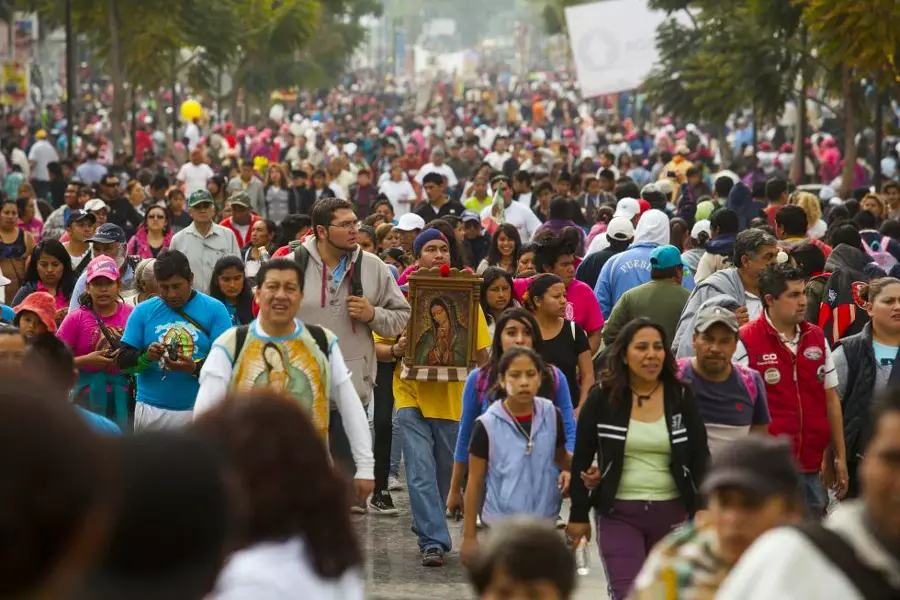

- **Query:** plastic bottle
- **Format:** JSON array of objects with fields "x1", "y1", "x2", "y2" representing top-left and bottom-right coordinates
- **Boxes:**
[{"x1": 575, "y1": 539, "x2": 590, "y2": 576}]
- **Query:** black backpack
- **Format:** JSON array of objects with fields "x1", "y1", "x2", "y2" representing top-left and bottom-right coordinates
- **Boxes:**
[
  {"x1": 293, "y1": 245, "x2": 365, "y2": 298},
  {"x1": 232, "y1": 323, "x2": 330, "y2": 361}
]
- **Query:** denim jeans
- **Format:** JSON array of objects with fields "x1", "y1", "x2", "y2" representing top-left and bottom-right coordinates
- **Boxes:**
[
  {"x1": 397, "y1": 407, "x2": 458, "y2": 553},
  {"x1": 390, "y1": 405, "x2": 402, "y2": 479},
  {"x1": 801, "y1": 473, "x2": 827, "y2": 519}
]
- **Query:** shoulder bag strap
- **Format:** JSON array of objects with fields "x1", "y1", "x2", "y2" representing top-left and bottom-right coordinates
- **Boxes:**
[
  {"x1": 90, "y1": 307, "x2": 121, "y2": 350},
  {"x1": 305, "y1": 324, "x2": 331, "y2": 357},
  {"x1": 171, "y1": 305, "x2": 210, "y2": 338}
]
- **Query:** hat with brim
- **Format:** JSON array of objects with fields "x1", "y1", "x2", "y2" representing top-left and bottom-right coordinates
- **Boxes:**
[
  {"x1": 228, "y1": 192, "x2": 251, "y2": 208},
  {"x1": 701, "y1": 437, "x2": 801, "y2": 501},
  {"x1": 695, "y1": 305, "x2": 740, "y2": 333},
  {"x1": 13, "y1": 292, "x2": 58, "y2": 332},
  {"x1": 87, "y1": 223, "x2": 127, "y2": 245},
  {"x1": 396, "y1": 213, "x2": 426, "y2": 232},
  {"x1": 188, "y1": 189, "x2": 215, "y2": 208},
  {"x1": 67, "y1": 209, "x2": 97, "y2": 227}
]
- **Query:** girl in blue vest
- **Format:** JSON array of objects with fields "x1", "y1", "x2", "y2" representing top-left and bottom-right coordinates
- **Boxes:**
[
  {"x1": 447, "y1": 308, "x2": 576, "y2": 517},
  {"x1": 460, "y1": 347, "x2": 572, "y2": 565}
]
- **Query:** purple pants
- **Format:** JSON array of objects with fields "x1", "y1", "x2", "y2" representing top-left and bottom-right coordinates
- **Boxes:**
[{"x1": 596, "y1": 499, "x2": 686, "y2": 600}]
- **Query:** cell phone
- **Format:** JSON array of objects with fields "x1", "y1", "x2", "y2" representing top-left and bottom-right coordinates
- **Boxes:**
[
  {"x1": 666, "y1": 170, "x2": 677, "y2": 178},
  {"x1": 165, "y1": 339, "x2": 180, "y2": 361}
]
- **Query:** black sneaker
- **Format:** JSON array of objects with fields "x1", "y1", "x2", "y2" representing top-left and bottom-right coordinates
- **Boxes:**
[
  {"x1": 368, "y1": 491, "x2": 399, "y2": 516},
  {"x1": 422, "y1": 547, "x2": 445, "y2": 567}
]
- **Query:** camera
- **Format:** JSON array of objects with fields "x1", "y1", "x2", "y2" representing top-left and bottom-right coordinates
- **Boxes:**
[{"x1": 165, "y1": 339, "x2": 181, "y2": 361}]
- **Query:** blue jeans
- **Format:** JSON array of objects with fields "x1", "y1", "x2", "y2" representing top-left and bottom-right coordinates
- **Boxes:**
[
  {"x1": 397, "y1": 407, "x2": 458, "y2": 553},
  {"x1": 390, "y1": 405, "x2": 402, "y2": 479},
  {"x1": 801, "y1": 473, "x2": 827, "y2": 519}
]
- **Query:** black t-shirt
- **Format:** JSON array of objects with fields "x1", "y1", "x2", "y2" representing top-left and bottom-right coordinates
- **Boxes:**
[
  {"x1": 414, "y1": 199, "x2": 466, "y2": 223},
  {"x1": 539, "y1": 320, "x2": 590, "y2": 407},
  {"x1": 469, "y1": 406, "x2": 565, "y2": 460}
]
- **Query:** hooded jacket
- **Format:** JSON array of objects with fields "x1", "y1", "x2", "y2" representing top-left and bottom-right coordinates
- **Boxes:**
[
  {"x1": 594, "y1": 209, "x2": 671, "y2": 318},
  {"x1": 725, "y1": 182, "x2": 765, "y2": 230},
  {"x1": 672, "y1": 268, "x2": 746, "y2": 358},
  {"x1": 694, "y1": 233, "x2": 736, "y2": 283}
]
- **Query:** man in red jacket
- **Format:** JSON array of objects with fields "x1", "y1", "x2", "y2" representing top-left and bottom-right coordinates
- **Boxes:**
[{"x1": 733, "y1": 263, "x2": 847, "y2": 518}]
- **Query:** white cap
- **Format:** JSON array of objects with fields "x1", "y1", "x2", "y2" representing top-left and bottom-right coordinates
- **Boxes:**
[
  {"x1": 691, "y1": 219, "x2": 711, "y2": 240},
  {"x1": 606, "y1": 216, "x2": 635, "y2": 241},
  {"x1": 613, "y1": 197, "x2": 640, "y2": 219},
  {"x1": 84, "y1": 198, "x2": 109, "y2": 212},
  {"x1": 396, "y1": 213, "x2": 426, "y2": 232},
  {"x1": 819, "y1": 186, "x2": 836, "y2": 202},
  {"x1": 657, "y1": 179, "x2": 675, "y2": 196},
  {"x1": 0, "y1": 273, "x2": 9, "y2": 286}
]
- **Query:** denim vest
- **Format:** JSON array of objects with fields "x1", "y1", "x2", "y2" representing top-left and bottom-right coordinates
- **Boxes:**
[{"x1": 480, "y1": 397, "x2": 560, "y2": 525}]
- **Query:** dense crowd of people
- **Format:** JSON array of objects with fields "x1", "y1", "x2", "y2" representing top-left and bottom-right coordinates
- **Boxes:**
[{"x1": 2, "y1": 81, "x2": 900, "y2": 599}]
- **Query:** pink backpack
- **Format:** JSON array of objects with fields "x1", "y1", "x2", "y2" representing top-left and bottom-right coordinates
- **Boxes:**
[{"x1": 864, "y1": 235, "x2": 898, "y2": 270}]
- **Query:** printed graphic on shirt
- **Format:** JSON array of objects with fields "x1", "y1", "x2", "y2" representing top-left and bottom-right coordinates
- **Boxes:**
[
  {"x1": 94, "y1": 326, "x2": 124, "y2": 354},
  {"x1": 155, "y1": 322, "x2": 197, "y2": 358},
  {"x1": 231, "y1": 336, "x2": 329, "y2": 439},
  {"x1": 565, "y1": 301, "x2": 574, "y2": 321}
]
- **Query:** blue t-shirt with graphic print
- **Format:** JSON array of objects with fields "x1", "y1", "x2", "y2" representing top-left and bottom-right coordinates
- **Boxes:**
[{"x1": 121, "y1": 292, "x2": 232, "y2": 410}]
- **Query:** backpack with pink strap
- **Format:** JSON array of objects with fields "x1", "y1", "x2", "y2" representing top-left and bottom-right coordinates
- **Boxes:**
[{"x1": 677, "y1": 357, "x2": 758, "y2": 400}]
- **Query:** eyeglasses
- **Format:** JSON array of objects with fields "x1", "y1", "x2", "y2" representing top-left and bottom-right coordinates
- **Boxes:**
[
  {"x1": 104, "y1": 180, "x2": 120, "y2": 187},
  {"x1": 330, "y1": 219, "x2": 359, "y2": 230},
  {"x1": 147, "y1": 214, "x2": 166, "y2": 220}
]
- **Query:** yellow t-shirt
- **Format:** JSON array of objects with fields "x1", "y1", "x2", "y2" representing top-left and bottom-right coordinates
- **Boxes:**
[
  {"x1": 465, "y1": 196, "x2": 492, "y2": 214},
  {"x1": 376, "y1": 307, "x2": 491, "y2": 422}
]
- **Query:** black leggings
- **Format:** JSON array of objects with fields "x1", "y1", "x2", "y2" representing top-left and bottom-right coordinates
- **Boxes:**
[{"x1": 373, "y1": 360, "x2": 397, "y2": 493}]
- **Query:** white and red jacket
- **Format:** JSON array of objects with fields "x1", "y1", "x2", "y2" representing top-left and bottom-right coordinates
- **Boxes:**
[{"x1": 739, "y1": 315, "x2": 831, "y2": 473}]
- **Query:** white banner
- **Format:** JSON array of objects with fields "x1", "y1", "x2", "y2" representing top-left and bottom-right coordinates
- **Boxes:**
[{"x1": 565, "y1": 0, "x2": 667, "y2": 98}]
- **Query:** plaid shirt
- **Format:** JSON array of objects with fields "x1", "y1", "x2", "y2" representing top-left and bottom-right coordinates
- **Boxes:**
[{"x1": 630, "y1": 523, "x2": 733, "y2": 600}]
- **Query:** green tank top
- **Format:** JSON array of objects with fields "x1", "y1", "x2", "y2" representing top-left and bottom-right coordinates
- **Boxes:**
[{"x1": 616, "y1": 417, "x2": 679, "y2": 501}]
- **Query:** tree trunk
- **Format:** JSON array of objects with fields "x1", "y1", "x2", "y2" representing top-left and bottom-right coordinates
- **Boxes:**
[
  {"x1": 717, "y1": 123, "x2": 731, "y2": 167},
  {"x1": 839, "y1": 71, "x2": 857, "y2": 200},
  {"x1": 790, "y1": 27, "x2": 807, "y2": 185},
  {"x1": 106, "y1": 0, "x2": 125, "y2": 153}
]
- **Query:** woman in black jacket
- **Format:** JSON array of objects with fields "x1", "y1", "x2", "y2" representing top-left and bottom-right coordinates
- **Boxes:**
[{"x1": 567, "y1": 318, "x2": 709, "y2": 600}]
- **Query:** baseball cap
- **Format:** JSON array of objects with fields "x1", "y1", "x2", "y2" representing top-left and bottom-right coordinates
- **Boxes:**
[
  {"x1": 228, "y1": 192, "x2": 251, "y2": 208},
  {"x1": 84, "y1": 198, "x2": 110, "y2": 213},
  {"x1": 461, "y1": 210, "x2": 480, "y2": 224},
  {"x1": 695, "y1": 304, "x2": 740, "y2": 333},
  {"x1": 188, "y1": 189, "x2": 215, "y2": 208},
  {"x1": 650, "y1": 245, "x2": 683, "y2": 270},
  {"x1": 88, "y1": 223, "x2": 127, "y2": 245},
  {"x1": 606, "y1": 216, "x2": 635, "y2": 242},
  {"x1": 613, "y1": 197, "x2": 640, "y2": 219},
  {"x1": 396, "y1": 213, "x2": 426, "y2": 232},
  {"x1": 701, "y1": 436, "x2": 801, "y2": 501},
  {"x1": 691, "y1": 219, "x2": 711, "y2": 240},
  {"x1": 86, "y1": 255, "x2": 120, "y2": 283},
  {"x1": 35, "y1": 129, "x2": 47, "y2": 139},
  {"x1": 67, "y1": 209, "x2": 97, "y2": 226}
]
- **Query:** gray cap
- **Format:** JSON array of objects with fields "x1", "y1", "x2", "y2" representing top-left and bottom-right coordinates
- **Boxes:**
[
  {"x1": 701, "y1": 436, "x2": 801, "y2": 501},
  {"x1": 695, "y1": 305, "x2": 740, "y2": 333}
]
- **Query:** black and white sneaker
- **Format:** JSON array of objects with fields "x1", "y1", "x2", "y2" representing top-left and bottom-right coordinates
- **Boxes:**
[
  {"x1": 368, "y1": 491, "x2": 399, "y2": 516},
  {"x1": 421, "y1": 547, "x2": 445, "y2": 567}
]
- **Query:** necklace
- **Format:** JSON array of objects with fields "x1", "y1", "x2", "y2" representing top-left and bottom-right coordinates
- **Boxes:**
[
  {"x1": 503, "y1": 399, "x2": 535, "y2": 455},
  {"x1": 632, "y1": 381, "x2": 662, "y2": 407}
]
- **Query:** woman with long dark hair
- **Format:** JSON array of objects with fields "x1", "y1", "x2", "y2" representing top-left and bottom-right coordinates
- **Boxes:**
[
  {"x1": 57, "y1": 255, "x2": 133, "y2": 429},
  {"x1": 209, "y1": 256, "x2": 254, "y2": 326},
  {"x1": 193, "y1": 392, "x2": 363, "y2": 598},
  {"x1": 480, "y1": 267, "x2": 516, "y2": 337},
  {"x1": 447, "y1": 308, "x2": 575, "y2": 517},
  {"x1": 477, "y1": 223, "x2": 521, "y2": 275},
  {"x1": 12, "y1": 239, "x2": 75, "y2": 322},
  {"x1": 413, "y1": 296, "x2": 470, "y2": 367},
  {"x1": 567, "y1": 318, "x2": 709, "y2": 600},
  {"x1": 126, "y1": 204, "x2": 173, "y2": 259},
  {"x1": 0, "y1": 196, "x2": 34, "y2": 300}
]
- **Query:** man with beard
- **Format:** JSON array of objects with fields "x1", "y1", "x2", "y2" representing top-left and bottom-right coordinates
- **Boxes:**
[{"x1": 677, "y1": 305, "x2": 770, "y2": 458}]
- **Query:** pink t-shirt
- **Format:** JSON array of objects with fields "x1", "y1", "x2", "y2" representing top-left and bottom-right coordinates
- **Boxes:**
[
  {"x1": 513, "y1": 277, "x2": 604, "y2": 335},
  {"x1": 57, "y1": 303, "x2": 133, "y2": 374}
]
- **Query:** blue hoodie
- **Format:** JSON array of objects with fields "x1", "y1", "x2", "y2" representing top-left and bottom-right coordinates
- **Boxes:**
[
  {"x1": 594, "y1": 209, "x2": 671, "y2": 318},
  {"x1": 725, "y1": 182, "x2": 765, "y2": 230}
]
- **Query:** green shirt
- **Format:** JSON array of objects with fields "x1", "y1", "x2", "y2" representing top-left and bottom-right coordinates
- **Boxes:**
[
  {"x1": 602, "y1": 280, "x2": 690, "y2": 347},
  {"x1": 465, "y1": 196, "x2": 492, "y2": 213},
  {"x1": 617, "y1": 417, "x2": 679, "y2": 501}
]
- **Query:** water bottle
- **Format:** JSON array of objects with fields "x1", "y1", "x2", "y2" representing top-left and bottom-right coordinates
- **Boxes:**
[
  {"x1": 575, "y1": 539, "x2": 590, "y2": 576},
  {"x1": 259, "y1": 247, "x2": 270, "y2": 263}
]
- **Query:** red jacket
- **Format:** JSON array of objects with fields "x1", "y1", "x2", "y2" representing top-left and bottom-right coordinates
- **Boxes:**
[
  {"x1": 739, "y1": 315, "x2": 831, "y2": 472},
  {"x1": 220, "y1": 215, "x2": 259, "y2": 248}
]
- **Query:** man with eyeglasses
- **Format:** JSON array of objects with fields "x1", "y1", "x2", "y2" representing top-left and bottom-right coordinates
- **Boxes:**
[
  {"x1": 98, "y1": 173, "x2": 142, "y2": 240},
  {"x1": 294, "y1": 198, "x2": 410, "y2": 512},
  {"x1": 415, "y1": 172, "x2": 465, "y2": 223},
  {"x1": 170, "y1": 190, "x2": 241, "y2": 294}
]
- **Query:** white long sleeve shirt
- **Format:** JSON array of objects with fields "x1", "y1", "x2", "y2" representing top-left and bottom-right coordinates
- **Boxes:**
[{"x1": 195, "y1": 320, "x2": 374, "y2": 480}]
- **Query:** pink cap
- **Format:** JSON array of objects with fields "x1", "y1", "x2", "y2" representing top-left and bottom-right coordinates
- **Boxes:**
[
  {"x1": 86, "y1": 255, "x2": 120, "y2": 283},
  {"x1": 247, "y1": 126, "x2": 258, "y2": 135}
]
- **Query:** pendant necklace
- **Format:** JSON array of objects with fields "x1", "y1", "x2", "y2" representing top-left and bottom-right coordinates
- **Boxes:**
[
  {"x1": 503, "y1": 399, "x2": 535, "y2": 455},
  {"x1": 633, "y1": 381, "x2": 662, "y2": 407}
]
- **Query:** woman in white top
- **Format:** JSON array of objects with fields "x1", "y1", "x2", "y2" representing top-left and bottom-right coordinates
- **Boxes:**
[
  {"x1": 194, "y1": 392, "x2": 364, "y2": 600},
  {"x1": 378, "y1": 164, "x2": 416, "y2": 217}
]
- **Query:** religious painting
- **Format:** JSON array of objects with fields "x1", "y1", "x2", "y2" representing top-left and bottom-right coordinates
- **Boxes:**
[{"x1": 401, "y1": 267, "x2": 482, "y2": 382}]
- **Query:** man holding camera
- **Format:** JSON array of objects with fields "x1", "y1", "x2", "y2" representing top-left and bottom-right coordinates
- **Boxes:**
[{"x1": 117, "y1": 249, "x2": 232, "y2": 430}]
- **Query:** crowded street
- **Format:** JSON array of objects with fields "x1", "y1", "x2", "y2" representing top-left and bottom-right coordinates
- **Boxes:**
[{"x1": 2, "y1": 1, "x2": 900, "y2": 599}]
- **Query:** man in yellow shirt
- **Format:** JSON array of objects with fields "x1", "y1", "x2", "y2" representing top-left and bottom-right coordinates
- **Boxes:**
[
  {"x1": 464, "y1": 176, "x2": 493, "y2": 214},
  {"x1": 384, "y1": 228, "x2": 490, "y2": 568}
]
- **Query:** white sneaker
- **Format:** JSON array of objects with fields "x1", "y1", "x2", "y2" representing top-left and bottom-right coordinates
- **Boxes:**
[
  {"x1": 476, "y1": 514, "x2": 484, "y2": 529},
  {"x1": 350, "y1": 501, "x2": 367, "y2": 515},
  {"x1": 388, "y1": 476, "x2": 403, "y2": 491}
]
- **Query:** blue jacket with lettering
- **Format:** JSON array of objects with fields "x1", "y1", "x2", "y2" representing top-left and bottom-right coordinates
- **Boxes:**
[{"x1": 594, "y1": 242, "x2": 658, "y2": 318}]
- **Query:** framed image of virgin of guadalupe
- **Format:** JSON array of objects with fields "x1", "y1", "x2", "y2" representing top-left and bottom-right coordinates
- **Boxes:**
[{"x1": 401, "y1": 266, "x2": 482, "y2": 382}]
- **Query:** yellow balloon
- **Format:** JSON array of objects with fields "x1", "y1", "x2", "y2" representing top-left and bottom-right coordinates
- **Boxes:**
[{"x1": 180, "y1": 99, "x2": 204, "y2": 121}]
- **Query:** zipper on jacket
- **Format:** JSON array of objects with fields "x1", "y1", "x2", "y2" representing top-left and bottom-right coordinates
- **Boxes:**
[
  {"x1": 600, "y1": 461, "x2": 612, "y2": 480},
  {"x1": 773, "y1": 324, "x2": 806, "y2": 462},
  {"x1": 682, "y1": 465, "x2": 699, "y2": 495}
]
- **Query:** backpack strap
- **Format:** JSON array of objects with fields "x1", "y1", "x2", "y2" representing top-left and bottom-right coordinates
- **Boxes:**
[
  {"x1": 233, "y1": 324, "x2": 250, "y2": 360},
  {"x1": 294, "y1": 244, "x2": 310, "y2": 275},
  {"x1": 305, "y1": 323, "x2": 331, "y2": 357},
  {"x1": 732, "y1": 363, "x2": 758, "y2": 401},
  {"x1": 350, "y1": 247, "x2": 364, "y2": 298},
  {"x1": 794, "y1": 522, "x2": 898, "y2": 599}
]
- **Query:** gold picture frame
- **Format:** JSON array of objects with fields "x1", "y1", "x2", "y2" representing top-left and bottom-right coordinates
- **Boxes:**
[{"x1": 401, "y1": 267, "x2": 482, "y2": 382}]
